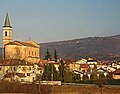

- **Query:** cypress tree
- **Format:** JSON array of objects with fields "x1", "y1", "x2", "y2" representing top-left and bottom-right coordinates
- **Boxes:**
[
  {"x1": 54, "y1": 49, "x2": 58, "y2": 61},
  {"x1": 44, "y1": 48, "x2": 52, "y2": 60}
]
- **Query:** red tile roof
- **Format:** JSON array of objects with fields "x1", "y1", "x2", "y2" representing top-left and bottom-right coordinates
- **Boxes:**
[
  {"x1": 16, "y1": 73, "x2": 26, "y2": 77},
  {"x1": 4, "y1": 73, "x2": 14, "y2": 78},
  {"x1": 80, "y1": 64, "x2": 89, "y2": 68},
  {"x1": 113, "y1": 68, "x2": 120, "y2": 75},
  {"x1": 64, "y1": 59, "x2": 76, "y2": 65},
  {"x1": 15, "y1": 41, "x2": 38, "y2": 48}
]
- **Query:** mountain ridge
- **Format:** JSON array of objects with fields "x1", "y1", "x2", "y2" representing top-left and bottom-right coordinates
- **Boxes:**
[{"x1": 40, "y1": 34, "x2": 120, "y2": 61}]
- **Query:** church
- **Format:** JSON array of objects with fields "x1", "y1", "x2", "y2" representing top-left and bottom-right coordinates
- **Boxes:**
[{"x1": 2, "y1": 13, "x2": 40, "y2": 63}]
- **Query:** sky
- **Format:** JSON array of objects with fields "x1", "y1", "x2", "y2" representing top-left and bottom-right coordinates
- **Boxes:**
[{"x1": 0, "y1": 0, "x2": 120, "y2": 46}]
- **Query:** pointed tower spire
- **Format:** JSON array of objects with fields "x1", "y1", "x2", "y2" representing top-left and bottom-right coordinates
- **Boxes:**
[{"x1": 3, "y1": 13, "x2": 12, "y2": 28}]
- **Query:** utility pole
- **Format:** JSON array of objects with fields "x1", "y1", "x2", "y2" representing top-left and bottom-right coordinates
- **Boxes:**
[{"x1": 51, "y1": 64, "x2": 53, "y2": 81}]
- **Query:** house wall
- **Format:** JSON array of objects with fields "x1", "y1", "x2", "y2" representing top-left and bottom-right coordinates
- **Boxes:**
[
  {"x1": 69, "y1": 63, "x2": 80, "y2": 71},
  {"x1": 113, "y1": 74, "x2": 120, "y2": 79},
  {"x1": 0, "y1": 64, "x2": 43, "y2": 82}
]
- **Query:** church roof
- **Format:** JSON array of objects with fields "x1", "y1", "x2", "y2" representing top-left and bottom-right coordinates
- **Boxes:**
[
  {"x1": 15, "y1": 41, "x2": 38, "y2": 48},
  {"x1": 5, "y1": 41, "x2": 39, "y2": 48},
  {"x1": 5, "y1": 42, "x2": 21, "y2": 46},
  {"x1": 3, "y1": 13, "x2": 12, "y2": 28}
]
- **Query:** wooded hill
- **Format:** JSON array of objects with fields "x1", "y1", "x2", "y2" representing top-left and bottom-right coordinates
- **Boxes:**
[{"x1": 40, "y1": 34, "x2": 120, "y2": 61}]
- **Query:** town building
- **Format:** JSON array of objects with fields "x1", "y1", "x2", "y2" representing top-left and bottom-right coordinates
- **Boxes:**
[
  {"x1": 0, "y1": 63, "x2": 43, "y2": 82},
  {"x1": 113, "y1": 68, "x2": 120, "y2": 79}
]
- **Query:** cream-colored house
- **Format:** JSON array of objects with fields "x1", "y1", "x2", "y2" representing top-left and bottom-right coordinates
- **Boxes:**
[
  {"x1": 2, "y1": 13, "x2": 40, "y2": 63},
  {"x1": 113, "y1": 68, "x2": 120, "y2": 79},
  {"x1": 69, "y1": 62, "x2": 80, "y2": 72},
  {"x1": 0, "y1": 63, "x2": 44, "y2": 82}
]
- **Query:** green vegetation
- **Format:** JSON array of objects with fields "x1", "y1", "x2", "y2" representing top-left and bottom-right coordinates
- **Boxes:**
[
  {"x1": 54, "y1": 49, "x2": 58, "y2": 61},
  {"x1": 58, "y1": 60, "x2": 66, "y2": 82},
  {"x1": 44, "y1": 48, "x2": 52, "y2": 60},
  {"x1": 42, "y1": 63, "x2": 59, "y2": 81}
]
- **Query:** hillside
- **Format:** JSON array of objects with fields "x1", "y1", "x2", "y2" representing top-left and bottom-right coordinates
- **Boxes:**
[{"x1": 40, "y1": 35, "x2": 120, "y2": 61}]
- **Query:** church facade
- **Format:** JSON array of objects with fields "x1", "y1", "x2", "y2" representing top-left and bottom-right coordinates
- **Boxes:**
[{"x1": 2, "y1": 13, "x2": 40, "y2": 63}]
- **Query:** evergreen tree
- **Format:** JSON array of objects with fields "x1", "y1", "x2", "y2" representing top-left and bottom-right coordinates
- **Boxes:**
[
  {"x1": 58, "y1": 60, "x2": 66, "y2": 82},
  {"x1": 54, "y1": 49, "x2": 58, "y2": 62},
  {"x1": 44, "y1": 48, "x2": 52, "y2": 60},
  {"x1": 42, "y1": 63, "x2": 59, "y2": 81},
  {"x1": 42, "y1": 64, "x2": 51, "y2": 80},
  {"x1": 53, "y1": 64, "x2": 59, "y2": 81}
]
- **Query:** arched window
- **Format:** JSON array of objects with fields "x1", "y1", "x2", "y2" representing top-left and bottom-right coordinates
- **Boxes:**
[{"x1": 5, "y1": 31, "x2": 7, "y2": 36}]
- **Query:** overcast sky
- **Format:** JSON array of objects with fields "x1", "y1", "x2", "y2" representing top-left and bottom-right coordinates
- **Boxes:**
[{"x1": 0, "y1": 0, "x2": 120, "y2": 46}]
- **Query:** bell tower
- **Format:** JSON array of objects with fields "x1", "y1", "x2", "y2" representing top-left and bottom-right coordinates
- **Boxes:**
[
  {"x1": 2, "y1": 13, "x2": 12, "y2": 48},
  {"x1": 2, "y1": 13, "x2": 12, "y2": 59}
]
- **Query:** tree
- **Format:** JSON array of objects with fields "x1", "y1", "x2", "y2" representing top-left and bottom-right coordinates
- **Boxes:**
[
  {"x1": 96, "y1": 78, "x2": 104, "y2": 94},
  {"x1": 52, "y1": 64, "x2": 59, "y2": 81},
  {"x1": 54, "y1": 49, "x2": 58, "y2": 62},
  {"x1": 72, "y1": 73, "x2": 81, "y2": 82},
  {"x1": 82, "y1": 74, "x2": 89, "y2": 80},
  {"x1": 106, "y1": 72, "x2": 113, "y2": 79},
  {"x1": 64, "y1": 71, "x2": 73, "y2": 83},
  {"x1": 42, "y1": 63, "x2": 59, "y2": 81},
  {"x1": 42, "y1": 64, "x2": 51, "y2": 81},
  {"x1": 99, "y1": 74, "x2": 105, "y2": 79},
  {"x1": 90, "y1": 72, "x2": 98, "y2": 80},
  {"x1": 44, "y1": 48, "x2": 52, "y2": 60},
  {"x1": 58, "y1": 60, "x2": 66, "y2": 82},
  {"x1": 96, "y1": 73, "x2": 108, "y2": 94}
]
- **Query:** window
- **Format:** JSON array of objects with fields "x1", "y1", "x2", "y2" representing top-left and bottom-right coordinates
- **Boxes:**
[
  {"x1": 29, "y1": 51, "x2": 30, "y2": 55},
  {"x1": 27, "y1": 73, "x2": 30, "y2": 76},
  {"x1": 21, "y1": 79, "x2": 25, "y2": 82},
  {"x1": 13, "y1": 67, "x2": 16, "y2": 71},
  {"x1": 29, "y1": 67, "x2": 31, "y2": 70},
  {"x1": 23, "y1": 67, "x2": 27, "y2": 71},
  {"x1": 32, "y1": 51, "x2": 33, "y2": 55},
  {"x1": 33, "y1": 71, "x2": 34, "y2": 73},
  {"x1": 5, "y1": 31, "x2": 7, "y2": 36},
  {"x1": 0, "y1": 67, "x2": 1, "y2": 71}
]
